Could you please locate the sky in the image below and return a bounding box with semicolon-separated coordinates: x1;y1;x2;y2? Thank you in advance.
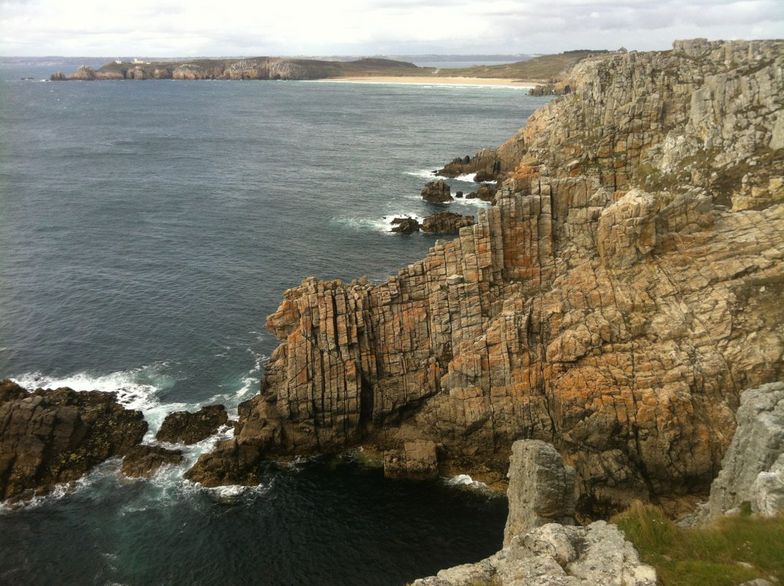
1;0;783;57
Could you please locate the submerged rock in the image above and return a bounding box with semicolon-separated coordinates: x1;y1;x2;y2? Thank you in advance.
121;445;183;478
421;180;453;203
390;217;420;234
707;382;784;518
156;405;228;445
0;379;147;502
421;212;474;234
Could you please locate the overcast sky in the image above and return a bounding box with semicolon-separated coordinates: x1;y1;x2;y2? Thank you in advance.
1;0;782;57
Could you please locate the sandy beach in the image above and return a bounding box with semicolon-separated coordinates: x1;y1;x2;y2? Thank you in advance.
316;75;537;89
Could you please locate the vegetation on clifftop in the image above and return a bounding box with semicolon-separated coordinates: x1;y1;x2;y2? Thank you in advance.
615;502;784;585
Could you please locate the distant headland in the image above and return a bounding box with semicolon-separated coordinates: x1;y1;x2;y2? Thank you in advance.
49;51;608;91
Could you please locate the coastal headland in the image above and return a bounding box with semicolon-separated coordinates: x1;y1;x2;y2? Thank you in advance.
49;50;603;91
184;38;784;520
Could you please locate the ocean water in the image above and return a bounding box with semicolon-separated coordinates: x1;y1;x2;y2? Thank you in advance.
0;59;551;585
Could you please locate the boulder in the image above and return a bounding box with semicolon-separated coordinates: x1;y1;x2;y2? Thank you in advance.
0;379;147;502
185;439;263;486
412;441;655;585
468;184;497;202
421;180;453;203
383;440;439;480
156;404;228;444
390;217;420;234
707;382;784;517
504;440;577;545
121;445;183;478
421;212;474;234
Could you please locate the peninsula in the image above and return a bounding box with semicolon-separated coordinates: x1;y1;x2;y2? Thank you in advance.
49;50;603;88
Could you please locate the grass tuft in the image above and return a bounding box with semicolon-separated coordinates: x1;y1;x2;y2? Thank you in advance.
613;501;784;585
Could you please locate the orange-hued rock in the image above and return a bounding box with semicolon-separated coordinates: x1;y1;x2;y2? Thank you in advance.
189;39;784;515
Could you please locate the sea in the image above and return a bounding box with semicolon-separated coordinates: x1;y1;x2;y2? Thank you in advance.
0;58;551;585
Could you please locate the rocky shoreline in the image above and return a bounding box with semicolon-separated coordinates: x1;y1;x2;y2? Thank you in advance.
5;39;783;529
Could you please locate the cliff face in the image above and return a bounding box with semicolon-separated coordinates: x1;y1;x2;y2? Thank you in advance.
190;39;784;515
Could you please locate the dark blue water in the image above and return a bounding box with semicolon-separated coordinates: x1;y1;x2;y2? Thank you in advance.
0;58;550;585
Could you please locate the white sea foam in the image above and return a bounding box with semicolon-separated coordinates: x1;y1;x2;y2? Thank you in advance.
446;473;491;492
333;213;425;235
404;169;439;180
453;173;477;182
11;365;172;413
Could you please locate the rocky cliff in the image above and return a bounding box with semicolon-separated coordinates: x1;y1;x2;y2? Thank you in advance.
190;39;784;516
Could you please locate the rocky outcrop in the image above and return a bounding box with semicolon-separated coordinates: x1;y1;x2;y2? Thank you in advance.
68;65;96;81
466;184;497;202
190;39;784;516
413;440;655;586
421;212;474;234
156;405;228;445
707;382;784;517
504;440;576;544
0;379;147;502
121;445;183;478
52;57;422;82
421;180;453;203
413;521;656;586
391;217;421;234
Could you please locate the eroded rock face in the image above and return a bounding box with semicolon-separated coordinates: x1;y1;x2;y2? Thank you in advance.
413;521;656;586
504;440;576;545
707;382;784;517
121;445;183;478
156;405;228;445
190;40;784;514
421;180;453;203
421;212;474;234
0;379;147;502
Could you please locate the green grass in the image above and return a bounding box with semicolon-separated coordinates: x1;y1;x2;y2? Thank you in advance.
613;502;784;585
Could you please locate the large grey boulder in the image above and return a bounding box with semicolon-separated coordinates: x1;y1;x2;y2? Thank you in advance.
412;522;657;586
504;440;576;545
707;382;784;517
412;440;656;585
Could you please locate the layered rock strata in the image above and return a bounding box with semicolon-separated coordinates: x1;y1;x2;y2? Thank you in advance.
707;382;784;517
0;379;147;501
190;39;784;515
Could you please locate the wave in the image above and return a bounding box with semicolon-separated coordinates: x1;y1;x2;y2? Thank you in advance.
404;169;438;180
445;473;492;493
332;213;425;234
11;365;173;414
